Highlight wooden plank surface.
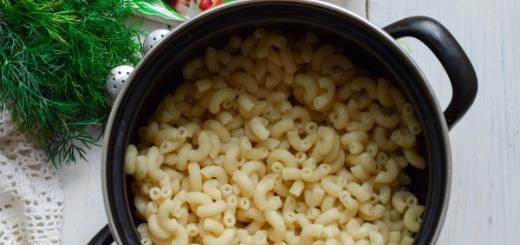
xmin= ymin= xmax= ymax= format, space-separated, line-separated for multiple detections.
xmin=369 ymin=0 xmax=520 ymax=244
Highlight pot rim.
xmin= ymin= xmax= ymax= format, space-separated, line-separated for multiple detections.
xmin=102 ymin=0 xmax=452 ymax=244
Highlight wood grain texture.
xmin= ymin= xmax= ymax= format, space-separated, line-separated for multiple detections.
xmin=369 ymin=0 xmax=520 ymax=244
xmin=57 ymin=141 xmax=107 ymax=244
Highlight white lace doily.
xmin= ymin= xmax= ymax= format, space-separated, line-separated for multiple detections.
xmin=0 ymin=113 xmax=64 ymax=244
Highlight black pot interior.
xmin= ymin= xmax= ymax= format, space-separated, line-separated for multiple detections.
xmin=106 ymin=2 xmax=448 ymax=244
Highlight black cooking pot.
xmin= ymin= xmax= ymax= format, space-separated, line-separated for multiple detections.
xmin=89 ymin=1 xmax=477 ymax=244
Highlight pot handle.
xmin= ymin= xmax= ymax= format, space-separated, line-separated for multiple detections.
xmin=384 ymin=16 xmax=477 ymax=129
xmin=87 ymin=224 xmax=114 ymax=245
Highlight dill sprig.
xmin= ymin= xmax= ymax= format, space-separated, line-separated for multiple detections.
xmin=0 ymin=0 xmax=141 ymax=167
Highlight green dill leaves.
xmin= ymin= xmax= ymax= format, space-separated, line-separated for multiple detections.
xmin=0 ymin=0 xmax=142 ymax=167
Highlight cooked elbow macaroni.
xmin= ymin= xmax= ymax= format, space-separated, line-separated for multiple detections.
xmin=125 ymin=29 xmax=426 ymax=244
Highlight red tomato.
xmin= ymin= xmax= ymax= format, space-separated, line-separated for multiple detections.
xmin=199 ymin=0 xmax=212 ymax=10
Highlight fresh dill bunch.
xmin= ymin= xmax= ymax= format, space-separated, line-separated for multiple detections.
xmin=0 ymin=0 xmax=142 ymax=166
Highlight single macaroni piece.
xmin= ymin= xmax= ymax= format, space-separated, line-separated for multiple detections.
xmin=188 ymin=131 xmax=212 ymax=162
xmin=374 ymin=184 xmax=391 ymax=205
xmin=373 ymin=127 xmax=398 ymax=152
xmin=401 ymin=103 xmax=422 ymax=135
xmin=203 ymin=218 xmax=224 ymax=235
xmin=311 ymin=44 xmax=335 ymax=71
xmin=346 ymin=182 xmax=372 ymax=203
xmin=187 ymin=163 xmax=202 ymax=192
xmin=230 ymin=71 xmax=258 ymax=93
xmin=137 ymin=223 xmax=152 ymax=245
xmin=346 ymin=113 xmax=375 ymax=132
xmin=208 ymin=88 xmax=236 ymax=114
xmin=302 ymin=164 xmax=331 ymax=182
xmin=196 ymin=200 xmax=226 ymax=218
xmin=256 ymin=32 xmax=287 ymax=57
xmin=320 ymin=176 xmax=341 ymax=198
xmin=286 ymin=130 xmax=313 ymax=152
xmin=185 ymin=192 xmax=212 ymax=210
xmin=351 ymin=77 xmax=377 ymax=99
xmin=280 ymin=46 xmax=298 ymax=74
xmin=249 ymin=116 xmax=270 ymax=140
xmin=392 ymin=191 xmax=415 ymax=213
xmin=282 ymin=167 xmax=303 ymax=181
xmin=202 ymin=180 xmax=221 ymax=200
xmin=238 ymin=197 xmax=251 ymax=210
xmin=203 ymin=229 xmax=235 ymax=245
xmin=202 ymin=120 xmax=231 ymax=143
xmin=267 ymin=149 xmax=297 ymax=168
xmin=195 ymin=78 xmax=213 ymax=94
xmin=320 ymin=195 xmax=336 ymax=213
xmin=315 ymin=208 xmax=340 ymax=225
xmin=265 ymin=210 xmax=286 ymax=242
xmin=320 ymin=53 xmax=353 ymax=80
xmin=317 ymin=126 xmax=337 ymax=155
xmin=390 ymin=128 xmax=417 ymax=149
xmin=370 ymin=104 xmax=400 ymax=129
xmin=237 ymin=207 xmax=265 ymax=224
xmin=304 ymin=185 xmax=326 ymax=207
xmin=226 ymin=55 xmax=254 ymax=74
xmin=340 ymin=131 xmax=368 ymax=154
xmin=241 ymin=34 xmax=258 ymax=56
xmin=376 ymin=78 xmax=394 ymax=107
xmin=329 ymin=102 xmax=349 ymax=130
xmin=146 ymin=146 xmax=164 ymax=181
xmin=403 ymin=205 xmax=425 ymax=232
xmin=254 ymin=58 xmax=268 ymax=81
xmin=239 ymin=136 xmax=269 ymax=160
xmin=186 ymin=223 xmax=199 ymax=237
xmin=125 ymin=145 xmax=138 ymax=175
xmin=271 ymin=118 xmax=294 ymax=139
xmin=345 ymin=218 xmax=371 ymax=240
xmin=306 ymin=207 xmax=321 ymax=220
xmin=266 ymin=62 xmax=283 ymax=88
xmin=232 ymin=170 xmax=255 ymax=198
xmin=205 ymin=46 xmax=220 ymax=73
xmin=313 ymin=77 xmax=336 ymax=110
xmin=375 ymin=159 xmax=400 ymax=184
xmin=182 ymin=57 xmax=205 ymax=80
xmin=358 ymin=202 xmax=385 ymax=221
xmin=201 ymin=166 xmax=228 ymax=185
xmin=223 ymin=145 xmax=239 ymax=175
xmin=404 ymin=149 xmax=426 ymax=169
xmin=294 ymin=42 xmax=312 ymax=65
xmin=126 ymin=29 xmax=427 ymax=245
xmin=295 ymin=74 xmax=318 ymax=105
xmin=254 ymin=178 xmax=275 ymax=210
xmin=241 ymin=159 xmax=266 ymax=177
xmin=205 ymin=131 xmax=221 ymax=159
xmin=238 ymin=93 xmax=256 ymax=113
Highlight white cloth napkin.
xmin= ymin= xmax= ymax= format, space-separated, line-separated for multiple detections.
xmin=0 ymin=114 xmax=64 ymax=244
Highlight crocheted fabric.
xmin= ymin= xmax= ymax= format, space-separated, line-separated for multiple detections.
xmin=0 ymin=113 xmax=64 ymax=244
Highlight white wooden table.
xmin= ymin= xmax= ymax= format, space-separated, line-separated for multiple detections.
xmin=58 ymin=0 xmax=520 ymax=244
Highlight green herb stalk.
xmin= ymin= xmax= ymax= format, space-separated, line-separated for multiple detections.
xmin=0 ymin=0 xmax=141 ymax=166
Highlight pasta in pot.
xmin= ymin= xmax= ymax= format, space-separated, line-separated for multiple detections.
xmin=125 ymin=29 xmax=426 ymax=245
